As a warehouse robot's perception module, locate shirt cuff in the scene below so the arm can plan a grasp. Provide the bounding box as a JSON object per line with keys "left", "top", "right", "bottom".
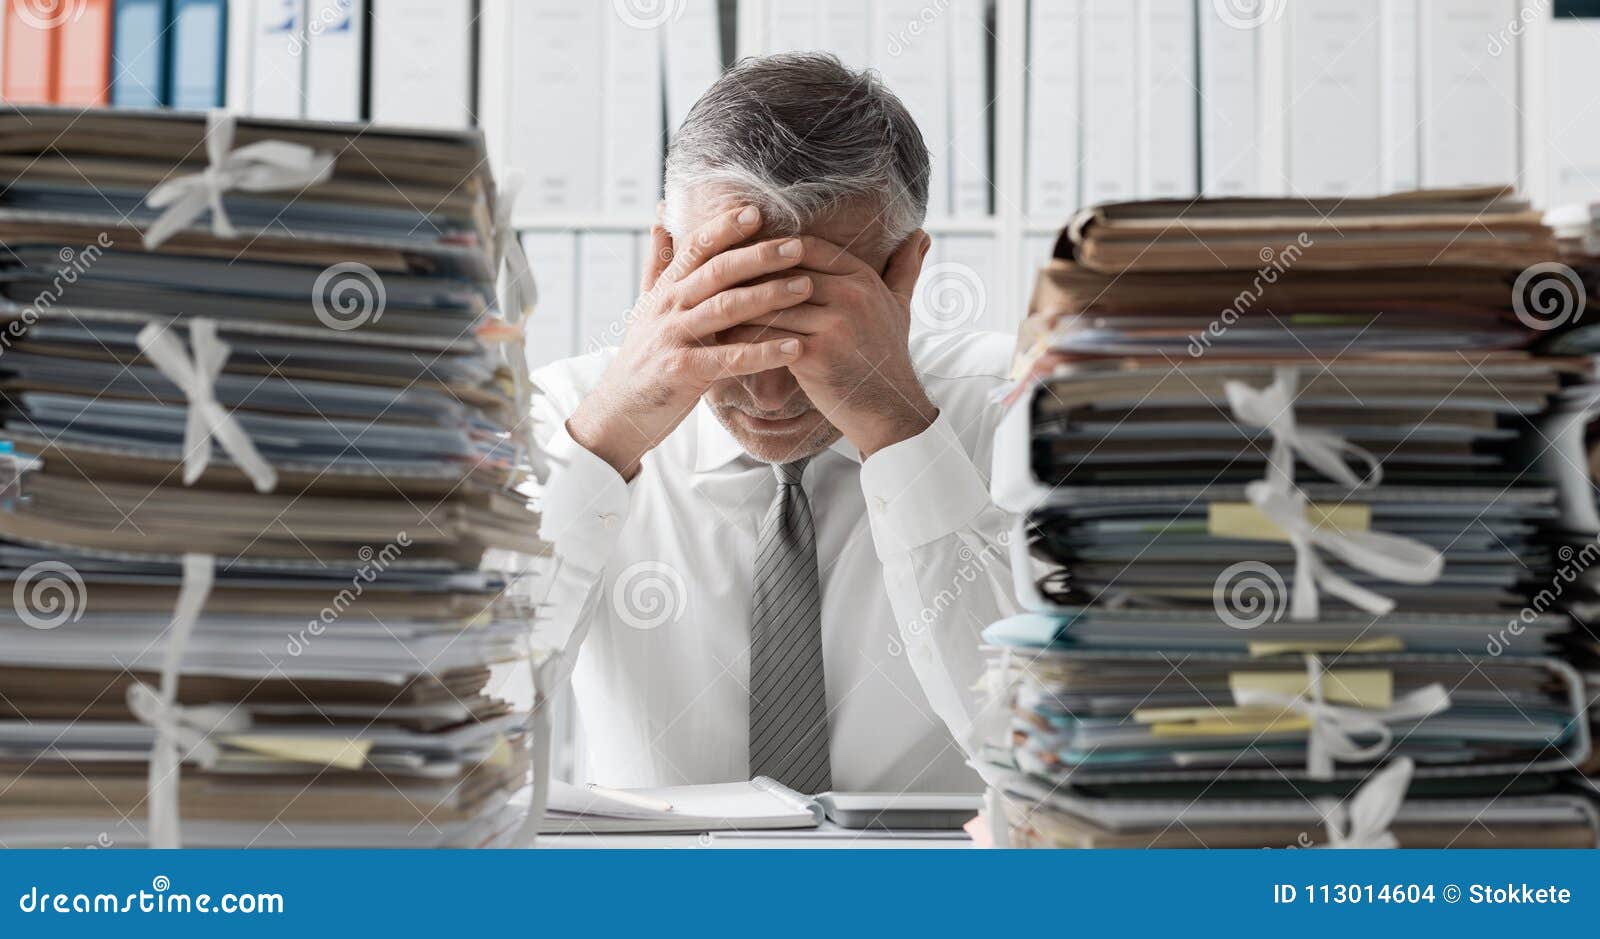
{"left": 859, "top": 411, "right": 991, "bottom": 557}
{"left": 536, "top": 420, "right": 632, "bottom": 573}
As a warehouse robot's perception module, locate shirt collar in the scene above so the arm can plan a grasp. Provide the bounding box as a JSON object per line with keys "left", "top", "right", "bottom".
{"left": 692, "top": 398, "right": 862, "bottom": 473}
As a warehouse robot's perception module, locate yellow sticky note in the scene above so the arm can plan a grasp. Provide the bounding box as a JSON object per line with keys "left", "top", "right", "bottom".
{"left": 1229, "top": 669, "right": 1393, "bottom": 710}
{"left": 1149, "top": 715, "right": 1312, "bottom": 737}
{"left": 485, "top": 735, "right": 513, "bottom": 769}
{"left": 1247, "top": 637, "right": 1405, "bottom": 657}
{"left": 1135, "top": 704, "right": 1286, "bottom": 724}
{"left": 1208, "top": 502, "right": 1371, "bottom": 543}
{"left": 225, "top": 736, "right": 372, "bottom": 771}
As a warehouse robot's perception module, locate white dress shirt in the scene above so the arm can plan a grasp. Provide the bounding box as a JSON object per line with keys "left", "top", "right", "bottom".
{"left": 531, "top": 329, "right": 1018, "bottom": 792}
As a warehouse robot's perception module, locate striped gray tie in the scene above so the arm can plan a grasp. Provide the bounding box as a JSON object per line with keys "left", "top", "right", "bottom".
{"left": 748, "top": 458, "right": 831, "bottom": 794}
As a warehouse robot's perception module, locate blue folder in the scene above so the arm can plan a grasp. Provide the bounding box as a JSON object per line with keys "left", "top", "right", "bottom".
{"left": 167, "top": 0, "right": 227, "bottom": 109}
{"left": 111, "top": 0, "right": 171, "bottom": 108}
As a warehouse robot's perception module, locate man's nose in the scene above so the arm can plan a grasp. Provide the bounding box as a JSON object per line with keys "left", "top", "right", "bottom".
{"left": 743, "top": 367, "right": 803, "bottom": 412}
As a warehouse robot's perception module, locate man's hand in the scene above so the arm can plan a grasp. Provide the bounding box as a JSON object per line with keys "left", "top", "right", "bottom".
{"left": 726, "top": 232, "right": 938, "bottom": 459}
{"left": 566, "top": 205, "right": 813, "bottom": 480}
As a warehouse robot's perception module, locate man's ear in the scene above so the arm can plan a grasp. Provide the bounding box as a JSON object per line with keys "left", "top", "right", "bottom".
{"left": 882, "top": 230, "right": 931, "bottom": 301}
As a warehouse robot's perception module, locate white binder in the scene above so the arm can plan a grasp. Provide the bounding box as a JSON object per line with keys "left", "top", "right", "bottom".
{"left": 1285, "top": 0, "right": 1382, "bottom": 196}
{"left": 510, "top": 0, "right": 603, "bottom": 216}
{"left": 1025, "top": 0, "right": 1080, "bottom": 220}
{"left": 521, "top": 232, "right": 579, "bottom": 370}
{"left": 370, "top": 0, "right": 474, "bottom": 129}
{"left": 663, "top": 0, "right": 722, "bottom": 136}
{"left": 249, "top": 0, "right": 306, "bottom": 118}
{"left": 304, "top": 0, "right": 364, "bottom": 122}
{"left": 950, "top": 0, "right": 991, "bottom": 217}
{"left": 603, "top": 7, "right": 665, "bottom": 216}
{"left": 1419, "top": 0, "right": 1520, "bottom": 188}
{"left": 1081, "top": 0, "right": 1138, "bottom": 204}
{"left": 1198, "top": 1, "right": 1260, "bottom": 195}
{"left": 1380, "top": 0, "right": 1421, "bottom": 192}
{"left": 1137, "top": 0, "right": 1197, "bottom": 200}
{"left": 577, "top": 233, "right": 639, "bottom": 356}
{"left": 874, "top": 0, "right": 952, "bottom": 218}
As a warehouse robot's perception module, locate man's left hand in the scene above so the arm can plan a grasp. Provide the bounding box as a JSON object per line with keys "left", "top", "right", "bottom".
{"left": 729, "top": 232, "right": 938, "bottom": 459}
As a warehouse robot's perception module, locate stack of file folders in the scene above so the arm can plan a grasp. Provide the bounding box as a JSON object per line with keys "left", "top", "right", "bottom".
{"left": 1534, "top": 205, "right": 1600, "bottom": 800}
{"left": 0, "top": 107, "right": 547, "bottom": 848}
{"left": 982, "top": 188, "right": 1598, "bottom": 849}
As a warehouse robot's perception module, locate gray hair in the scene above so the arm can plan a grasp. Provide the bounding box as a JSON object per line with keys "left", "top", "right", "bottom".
{"left": 663, "top": 53, "right": 930, "bottom": 256}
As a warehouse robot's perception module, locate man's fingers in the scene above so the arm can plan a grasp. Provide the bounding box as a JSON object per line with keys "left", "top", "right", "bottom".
{"left": 674, "top": 237, "right": 805, "bottom": 309}
{"left": 791, "top": 236, "right": 874, "bottom": 276}
{"left": 641, "top": 222, "right": 673, "bottom": 293}
{"left": 679, "top": 276, "right": 813, "bottom": 337}
{"left": 734, "top": 305, "right": 831, "bottom": 336}
{"left": 660, "top": 204, "right": 765, "bottom": 285}
{"left": 684, "top": 338, "right": 801, "bottom": 380}
{"left": 883, "top": 230, "right": 929, "bottom": 300}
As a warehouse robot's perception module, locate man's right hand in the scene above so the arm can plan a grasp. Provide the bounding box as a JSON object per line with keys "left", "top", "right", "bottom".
{"left": 565, "top": 205, "right": 812, "bottom": 481}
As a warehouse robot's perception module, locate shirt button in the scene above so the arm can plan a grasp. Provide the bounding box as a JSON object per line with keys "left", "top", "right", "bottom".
{"left": 874, "top": 497, "right": 888, "bottom": 513}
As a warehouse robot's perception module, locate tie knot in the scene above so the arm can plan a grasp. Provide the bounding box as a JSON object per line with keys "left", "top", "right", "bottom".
{"left": 773, "top": 459, "right": 809, "bottom": 486}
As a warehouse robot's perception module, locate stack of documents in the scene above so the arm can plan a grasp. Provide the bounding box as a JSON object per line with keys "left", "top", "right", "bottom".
{"left": 0, "top": 107, "right": 544, "bottom": 848}
{"left": 981, "top": 189, "right": 1596, "bottom": 848}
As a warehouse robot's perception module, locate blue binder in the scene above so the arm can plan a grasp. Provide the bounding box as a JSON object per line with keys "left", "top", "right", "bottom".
{"left": 111, "top": 0, "right": 171, "bottom": 108}
{"left": 168, "top": 0, "right": 227, "bottom": 109}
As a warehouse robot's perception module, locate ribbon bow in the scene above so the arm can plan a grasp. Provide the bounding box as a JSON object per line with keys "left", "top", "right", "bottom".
{"left": 1320, "top": 757, "right": 1415, "bottom": 849}
{"left": 126, "top": 554, "right": 251, "bottom": 849}
{"left": 137, "top": 318, "right": 277, "bottom": 493}
{"left": 1245, "top": 480, "right": 1444, "bottom": 619}
{"left": 1225, "top": 367, "right": 1443, "bottom": 619}
{"left": 142, "top": 110, "right": 336, "bottom": 250}
{"left": 1225, "top": 366, "right": 1381, "bottom": 491}
{"left": 1232, "top": 654, "right": 1451, "bottom": 780}
{"left": 493, "top": 172, "right": 538, "bottom": 324}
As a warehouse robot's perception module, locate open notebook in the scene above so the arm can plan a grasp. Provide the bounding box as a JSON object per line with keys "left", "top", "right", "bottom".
{"left": 541, "top": 780, "right": 983, "bottom": 834}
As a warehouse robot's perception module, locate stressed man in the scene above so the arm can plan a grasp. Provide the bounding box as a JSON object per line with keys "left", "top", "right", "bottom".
{"left": 533, "top": 54, "right": 1017, "bottom": 793}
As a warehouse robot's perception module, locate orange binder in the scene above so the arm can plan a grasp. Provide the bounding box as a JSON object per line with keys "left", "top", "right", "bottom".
{"left": 55, "top": 0, "right": 114, "bottom": 106}
{"left": 3, "top": 0, "right": 60, "bottom": 103}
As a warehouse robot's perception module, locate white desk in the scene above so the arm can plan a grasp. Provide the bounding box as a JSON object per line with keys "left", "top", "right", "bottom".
{"left": 539, "top": 822, "right": 973, "bottom": 849}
